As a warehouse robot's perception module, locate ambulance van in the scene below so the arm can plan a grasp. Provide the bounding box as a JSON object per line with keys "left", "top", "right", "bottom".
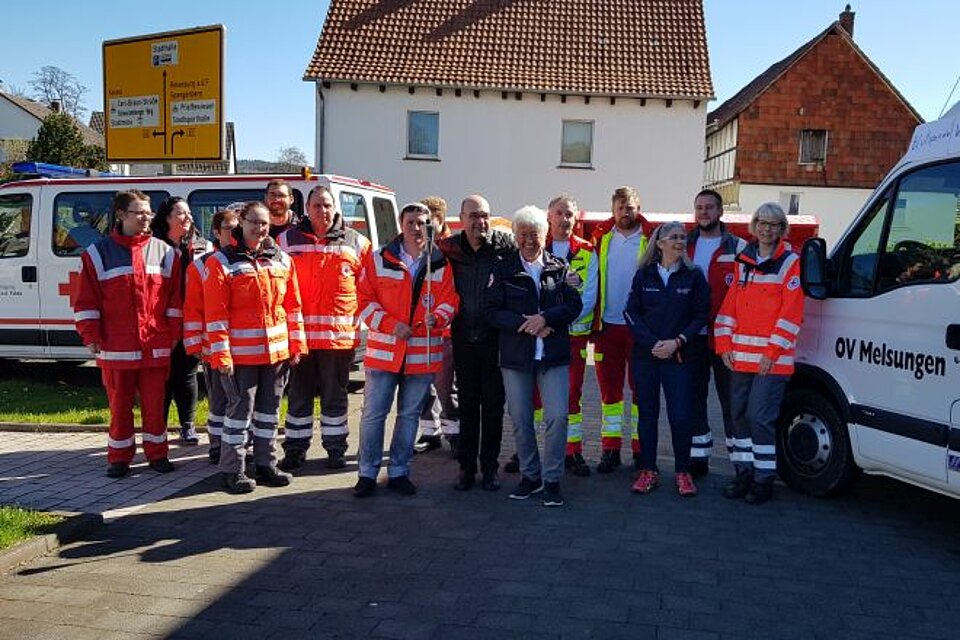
{"left": 785, "top": 102, "right": 960, "bottom": 499}
{"left": 0, "top": 171, "right": 398, "bottom": 361}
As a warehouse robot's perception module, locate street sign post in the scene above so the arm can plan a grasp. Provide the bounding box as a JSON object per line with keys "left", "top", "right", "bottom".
{"left": 103, "top": 25, "right": 224, "bottom": 163}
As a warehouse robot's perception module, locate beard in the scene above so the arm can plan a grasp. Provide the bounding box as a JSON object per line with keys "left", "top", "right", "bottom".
{"left": 698, "top": 218, "right": 720, "bottom": 232}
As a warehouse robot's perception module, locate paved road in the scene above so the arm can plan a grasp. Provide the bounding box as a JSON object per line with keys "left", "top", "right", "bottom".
{"left": 0, "top": 367, "right": 958, "bottom": 639}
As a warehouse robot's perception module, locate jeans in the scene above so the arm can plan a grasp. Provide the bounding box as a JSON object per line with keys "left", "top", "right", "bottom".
{"left": 358, "top": 369, "right": 434, "bottom": 479}
{"left": 632, "top": 357, "right": 694, "bottom": 473}
{"left": 502, "top": 364, "right": 569, "bottom": 484}
{"left": 728, "top": 371, "right": 789, "bottom": 482}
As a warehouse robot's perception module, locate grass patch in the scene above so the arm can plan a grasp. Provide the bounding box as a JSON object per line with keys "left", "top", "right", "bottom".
{"left": 0, "top": 377, "right": 304, "bottom": 426}
{"left": 0, "top": 505, "right": 65, "bottom": 551}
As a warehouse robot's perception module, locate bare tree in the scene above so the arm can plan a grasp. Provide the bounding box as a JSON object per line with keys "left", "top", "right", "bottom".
{"left": 277, "top": 146, "right": 308, "bottom": 166}
{"left": 30, "top": 66, "right": 88, "bottom": 119}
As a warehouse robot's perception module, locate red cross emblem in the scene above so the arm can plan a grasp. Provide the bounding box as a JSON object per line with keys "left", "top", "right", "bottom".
{"left": 58, "top": 271, "right": 81, "bottom": 307}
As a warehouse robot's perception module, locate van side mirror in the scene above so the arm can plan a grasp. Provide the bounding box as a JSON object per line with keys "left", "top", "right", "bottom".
{"left": 801, "top": 238, "right": 829, "bottom": 300}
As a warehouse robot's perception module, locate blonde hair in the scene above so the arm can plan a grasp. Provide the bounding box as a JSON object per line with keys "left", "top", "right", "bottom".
{"left": 750, "top": 202, "right": 789, "bottom": 236}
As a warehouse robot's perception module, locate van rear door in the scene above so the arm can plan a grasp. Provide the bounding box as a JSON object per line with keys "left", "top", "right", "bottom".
{"left": 0, "top": 190, "right": 43, "bottom": 357}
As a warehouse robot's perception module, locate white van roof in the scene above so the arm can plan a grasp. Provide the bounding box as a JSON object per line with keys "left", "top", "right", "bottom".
{"left": 902, "top": 100, "right": 960, "bottom": 166}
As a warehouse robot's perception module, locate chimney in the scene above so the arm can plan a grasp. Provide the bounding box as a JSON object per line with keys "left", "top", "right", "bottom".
{"left": 839, "top": 4, "right": 855, "bottom": 38}
{"left": 50, "top": 100, "right": 61, "bottom": 113}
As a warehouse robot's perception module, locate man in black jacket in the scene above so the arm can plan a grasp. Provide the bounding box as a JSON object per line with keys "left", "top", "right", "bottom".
{"left": 439, "top": 194, "right": 515, "bottom": 492}
{"left": 485, "top": 206, "right": 582, "bottom": 507}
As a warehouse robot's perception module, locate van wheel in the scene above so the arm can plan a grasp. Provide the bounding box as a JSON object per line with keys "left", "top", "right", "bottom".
{"left": 777, "top": 389, "right": 860, "bottom": 497}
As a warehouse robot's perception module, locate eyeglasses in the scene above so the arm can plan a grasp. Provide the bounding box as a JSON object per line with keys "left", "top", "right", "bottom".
{"left": 663, "top": 234, "right": 687, "bottom": 242}
{"left": 242, "top": 218, "right": 269, "bottom": 227}
{"left": 755, "top": 220, "right": 782, "bottom": 230}
{"left": 125, "top": 209, "right": 153, "bottom": 217}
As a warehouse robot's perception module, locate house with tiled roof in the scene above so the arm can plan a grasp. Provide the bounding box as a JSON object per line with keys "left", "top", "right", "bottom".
{"left": 304, "top": 0, "right": 714, "bottom": 213}
{"left": 0, "top": 91, "right": 104, "bottom": 163}
{"left": 703, "top": 6, "right": 922, "bottom": 246}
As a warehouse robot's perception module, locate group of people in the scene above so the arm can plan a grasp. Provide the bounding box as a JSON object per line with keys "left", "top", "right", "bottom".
{"left": 73, "top": 180, "right": 803, "bottom": 507}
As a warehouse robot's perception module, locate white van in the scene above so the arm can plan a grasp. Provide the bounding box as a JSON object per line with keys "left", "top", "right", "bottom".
{"left": 0, "top": 171, "right": 398, "bottom": 361}
{"left": 783, "top": 102, "right": 960, "bottom": 499}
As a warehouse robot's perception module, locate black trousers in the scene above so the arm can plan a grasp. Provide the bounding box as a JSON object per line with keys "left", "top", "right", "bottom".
{"left": 453, "top": 338, "right": 504, "bottom": 475}
{"left": 164, "top": 341, "right": 200, "bottom": 427}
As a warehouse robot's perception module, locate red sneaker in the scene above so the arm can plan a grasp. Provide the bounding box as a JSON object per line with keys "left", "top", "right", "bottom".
{"left": 631, "top": 469, "right": 660, "bottom": 494}
{"left": 676, "top": 472, "right": 697, "bottom": 497}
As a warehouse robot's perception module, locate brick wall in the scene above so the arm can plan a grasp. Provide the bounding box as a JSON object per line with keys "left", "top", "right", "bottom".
{"left": 735, "top": 31, "right": 919, "bottom": 188}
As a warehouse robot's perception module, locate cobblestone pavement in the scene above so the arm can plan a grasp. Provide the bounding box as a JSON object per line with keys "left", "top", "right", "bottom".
{"left": 0, "top": 368, "right": 958, "bottom": 639}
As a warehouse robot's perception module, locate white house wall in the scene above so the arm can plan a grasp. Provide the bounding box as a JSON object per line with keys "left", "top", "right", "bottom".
{"left": 0, "top": 99, "right": 42, "bottom": 140}
{"left": 739, "top": 183, "right": 872, "bottom": 249}
{"left": 317, "top": 83, "right": 706, "bottom": 217}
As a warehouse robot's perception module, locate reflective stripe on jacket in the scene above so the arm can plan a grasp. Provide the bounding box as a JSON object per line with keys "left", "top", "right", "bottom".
{"left": 183, "top": 251, "right": 214, "bottom": 359}
{"left": 278, "top": 216, "right": 371, "bottom": 350}
{"left": 547, "top": 234, "right": 598, "bottom": 336}
{"left": 358, "top": 236, "right": 459, "bottom": 374}
{"left": 74, "top": 231, "right": 182, "bottom": 370}
{"left": 203, "top": 241, "right": 307, "bottom": 368}
{"left": 714, "top": 240, "right": 804, "bottom": 375}
{"left": 686, "top": 225, "right": 747, "bottom": 345}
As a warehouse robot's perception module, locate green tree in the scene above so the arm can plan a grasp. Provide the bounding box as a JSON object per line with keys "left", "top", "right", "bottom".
{"left": 26, "top": 112, "right": 94, "bottom": 168}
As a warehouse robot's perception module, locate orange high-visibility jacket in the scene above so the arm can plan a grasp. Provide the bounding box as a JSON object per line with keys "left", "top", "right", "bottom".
{"left": 714, "top": 239, "right": 804, "bottom": 375}
{"left": 203, "top": 240, "right": 307, "bottom": 369}
{"left": 358, "top": 236, "right": 459, "bottom": 374}
{"left": 73, "top": 230, "right": 182, "bottom": 370}
{"left": 182, "top": 251, "right": 215, "bottom": 360}
{"left": 277, "top": 216, "right": 371, "bottom": 350}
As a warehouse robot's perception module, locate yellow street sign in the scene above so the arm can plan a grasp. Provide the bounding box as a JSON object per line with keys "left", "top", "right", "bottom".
{"left": 103, "top": 25, "right": 224, "bottom": 163}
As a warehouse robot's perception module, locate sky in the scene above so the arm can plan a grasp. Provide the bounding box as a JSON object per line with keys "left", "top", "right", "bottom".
{"left": 2, "top": 1, "right": 957, "bottom": 165}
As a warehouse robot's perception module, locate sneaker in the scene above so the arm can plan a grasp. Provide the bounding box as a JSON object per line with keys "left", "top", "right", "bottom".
{"left": 223, "top": 472, "right": 256, "bottom": 494}
{"left": 387, "top": 475, "right": 417, "bottom": 496}
{"left": 208, "top": 446, "right": 220, "bottom": 465}
{"left": 676, "top": 472, "right": 697, "bottom": 497}
{"left": 744, "top": 481, "right": 774, "bottom": 505}
{"left": 414, "top": 435, "right": 442, "bottom": 454}
{"left": 106, "top": 462, "right": 130, "bottom": 478}
{"left": 454, "top": 470, "right": 475, "bottom": 491}
{"left": 481, "top": 470, "right": 501, "bottom": 492}
{"left": 255, "top": 465, "right": 292, "bottom": 487}
{"left": 596, "top": 449, "right": 621, "bottom": 474}
{"left": 326, "top": 451, "right": 346, "bottom": 470}
{"left": 631, "top": 469, "right": 660, "bottom": 494}
{"left": 504, "top": 453, "right": 520, "bottom": 474}
{"left": 723, "top": 473, "right": 753, "bottom": 499}
{"left": 354, "top": 476, "right": 376, "bottom": 498}
{"left": 180, "top": 424, "right": 200, "bottom": 445}
{"left": 541, "top": 482, "right": 565, "bottom": 507}
{"left": 689, "top": 459, "right": 710, "bottom": 479}
{"left": 149, "top": 458, "right": 175, "bottom": 473}
{"left": 508, "top": 476, "right": 544, "bottom": 500}
{"left": 565, "top": 453, "right": 591, "bottom": 477}
{"left": 278, "top": 449, "right": 306, "bottom": 471}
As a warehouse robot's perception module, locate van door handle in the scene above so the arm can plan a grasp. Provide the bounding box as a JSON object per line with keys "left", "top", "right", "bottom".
{"left": 946, "top": 325, "right": 960, "bottom": 350}
{"left": 21, "top": 266, "right": 37, "bottom": 283}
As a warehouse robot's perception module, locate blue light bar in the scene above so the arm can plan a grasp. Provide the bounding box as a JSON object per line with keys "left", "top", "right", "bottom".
{"left": 11, "top": 162, "right": 117, "bottom": 178}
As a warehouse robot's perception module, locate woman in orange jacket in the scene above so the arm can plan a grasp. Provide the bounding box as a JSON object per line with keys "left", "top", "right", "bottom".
{"left": 714, "top": 203, "right": 804, "bottom": 504}
{"left": 203, "top": 201, "right": 307, "bottom": 494}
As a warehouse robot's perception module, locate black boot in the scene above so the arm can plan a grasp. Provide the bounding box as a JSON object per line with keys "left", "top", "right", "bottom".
{"left": 565, "top": 453, "right": 591, "bottom": 477}
{"left": 689, "top": 459, "right": 710, "bottom": 478}
{"left": 223, "top": 472, "right": 256, "bottom": 494}
{"left": 744, "top": 480, "right": 774, "bottom": 505}
{"left": 596, "top": 449, "right": 621, "bottom": 474}
{"left": 256, "top": 465, "right": 292, "bottom": 487}
{"left": 504, "top": 453, "right": 520, "bottom": 473}
{"left": 414, "top": 434, "right": 442, "bottom": 453}
{"left": 723, "top": 472, "right": 753, "bottom": 499}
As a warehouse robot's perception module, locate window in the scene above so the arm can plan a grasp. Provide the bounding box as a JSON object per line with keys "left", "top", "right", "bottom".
{"left": 373, "top": 197, "right": 398, "bottom": 247}
{"left": 187, "top": 188, "right": 303, "bottom": 239}
{"left": 799, "top": 129, "right": 828, "bottom": 164}
{"left": 834, "top": 160, "right": 960, "bottom": 297}
{"left": 338, "top": 191, "right": 370, "bottom": 239}
{"left": 407, "top": 111, "right": 439, "bottom": 158}
{"left": 52, "top": 191, "right": 169, "bottom": 257}
{"left": 0, "top": 194, "right": 32, "bottom": 259}
{"left": 561, "top": 120, "right": 594, "bottom": 166}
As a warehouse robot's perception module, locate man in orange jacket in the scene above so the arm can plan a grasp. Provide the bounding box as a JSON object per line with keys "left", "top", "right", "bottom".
{"left": 73, "top": 190, "right": 182, "bottom": 478}
{"left": 277, "top": 186, "right": 371, "bottom": 471}
{"left": 354, "top": 202, "right": 459, "bottom": 498}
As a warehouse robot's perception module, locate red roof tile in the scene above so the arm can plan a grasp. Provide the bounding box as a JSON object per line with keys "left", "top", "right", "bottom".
{"left": 304, "top": 0, "right": 714, "bottom": 99}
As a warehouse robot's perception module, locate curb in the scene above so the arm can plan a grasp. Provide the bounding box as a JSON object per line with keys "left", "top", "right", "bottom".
{"left": 0, "top": 423, "right": 212, "bottom": 434}
{"left": 0, "top": 511, "right": 103, "bottom": 574}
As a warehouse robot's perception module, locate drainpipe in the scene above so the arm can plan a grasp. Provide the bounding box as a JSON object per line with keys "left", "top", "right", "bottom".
{"left": 316, "top": 81, "right": 325, "bottom": 173}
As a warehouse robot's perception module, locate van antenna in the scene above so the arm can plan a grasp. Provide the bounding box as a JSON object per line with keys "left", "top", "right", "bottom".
{"left": 938, "top": 72, "right": 960, "bottom": 119}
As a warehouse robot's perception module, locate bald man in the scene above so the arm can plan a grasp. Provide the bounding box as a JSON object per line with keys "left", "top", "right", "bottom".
{"left": 439, "top": 195, "right": 516, "bottom": 492}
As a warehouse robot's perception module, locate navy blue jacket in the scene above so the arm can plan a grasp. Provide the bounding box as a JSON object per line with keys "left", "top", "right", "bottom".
{"left": 484, "top": 250, "right": 582, "bottom": 371}
{"left": 623, "top": 261, "right": 710, "bottom": 362}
